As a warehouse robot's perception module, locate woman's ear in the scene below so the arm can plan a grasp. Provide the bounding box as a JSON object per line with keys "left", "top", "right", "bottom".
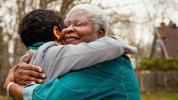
{"left": 53, "top": 26, "right": 62, "bottom": 40}
{"left": 97, "top": 28, "right": 105, "bottom": 38}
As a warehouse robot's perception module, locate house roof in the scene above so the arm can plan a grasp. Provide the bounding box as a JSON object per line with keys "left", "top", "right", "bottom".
{"left": 157, "top": 22, "right": 178, "bottom": 58}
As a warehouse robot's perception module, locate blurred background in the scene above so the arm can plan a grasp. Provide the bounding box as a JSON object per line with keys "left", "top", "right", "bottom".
{"left": 0, "top": 0, "right": 178, "bottom": 100}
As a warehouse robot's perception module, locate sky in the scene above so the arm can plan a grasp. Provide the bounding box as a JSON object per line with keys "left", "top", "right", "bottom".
{"left": 1, "top": 0, "right": 178, "bottom": 45}
{"left": 93, "top": 0, "right": 178, "bottom": 45}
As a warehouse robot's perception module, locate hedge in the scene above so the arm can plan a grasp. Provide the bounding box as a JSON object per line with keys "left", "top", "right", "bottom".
{"left": 137, "top": 57, "right": 178, "bottom": 71}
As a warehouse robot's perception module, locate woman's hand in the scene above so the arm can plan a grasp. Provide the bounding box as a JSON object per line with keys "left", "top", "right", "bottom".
{"left": 14, "top": 63, "right": 46, "bottom": 85}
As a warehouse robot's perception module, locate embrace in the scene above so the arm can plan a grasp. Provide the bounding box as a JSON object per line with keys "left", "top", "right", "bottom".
{"left": 4, "top": 4, "right": 140, "bottom": 100}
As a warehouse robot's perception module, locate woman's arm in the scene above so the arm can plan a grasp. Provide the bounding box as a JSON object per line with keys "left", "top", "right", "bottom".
{"left": 13, "top": 36, "right": 137, "bottom": 85}
{"left": 31, "top": 36, "right": 137, "bottom": 81}
{"left": 6, "top": 82, "right": 24, "bottom": 100}
{"left": 10, "top": 84, "right": 23, "bottom": 100}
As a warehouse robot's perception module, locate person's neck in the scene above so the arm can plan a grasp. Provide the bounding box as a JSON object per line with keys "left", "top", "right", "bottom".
{"left": 27, "top": 42, "right": 46, "bottom": 50}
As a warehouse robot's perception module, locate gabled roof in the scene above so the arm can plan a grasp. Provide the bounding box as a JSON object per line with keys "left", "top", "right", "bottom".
{"left": 157, "top": 22, "right": 178, "bottom": 58}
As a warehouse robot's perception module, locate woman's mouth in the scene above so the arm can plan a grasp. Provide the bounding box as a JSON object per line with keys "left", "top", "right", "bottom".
{"left": 65, "top": 37, "right": 77, "bottom": 42}
{"left": 64, "top": 36, "right": 80, "bottom": 44}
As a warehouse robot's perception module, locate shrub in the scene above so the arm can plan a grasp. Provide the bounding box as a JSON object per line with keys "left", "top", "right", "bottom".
{"left": 137, "top": 57, "right": 178, "bottom": 71}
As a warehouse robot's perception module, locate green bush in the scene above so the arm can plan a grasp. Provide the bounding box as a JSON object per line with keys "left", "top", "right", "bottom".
{"left": 137, "top": 57, "right": 178, "bottom": 71}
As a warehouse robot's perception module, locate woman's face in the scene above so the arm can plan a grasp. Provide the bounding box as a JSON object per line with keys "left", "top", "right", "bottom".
{"left": 62, "top": 10, "right": 99, "bottom": 45}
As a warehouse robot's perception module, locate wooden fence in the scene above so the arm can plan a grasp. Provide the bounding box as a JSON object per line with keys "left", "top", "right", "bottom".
{"left": 136, "top": 70, "right": 178, "bottom": 93}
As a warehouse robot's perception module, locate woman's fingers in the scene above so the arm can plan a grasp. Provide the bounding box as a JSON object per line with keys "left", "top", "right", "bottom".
{"left": 18, "top": 63, "right": 43, "bottom": 73}
{"left": 14, "top": 63, "right": 46, "bottom": 85}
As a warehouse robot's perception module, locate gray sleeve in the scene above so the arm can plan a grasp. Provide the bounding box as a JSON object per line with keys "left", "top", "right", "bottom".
{"left": 20, "top": 50, "right": 36, "bottom": 63}
{"left": 41, "top": 36, "right": 137, "bottom": 81}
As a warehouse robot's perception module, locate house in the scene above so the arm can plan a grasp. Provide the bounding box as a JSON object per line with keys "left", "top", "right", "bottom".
{"left": 151, "top": 22, "right": 178, "bottom": 59}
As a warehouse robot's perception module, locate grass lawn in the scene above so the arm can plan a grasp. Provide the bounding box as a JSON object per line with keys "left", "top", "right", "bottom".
{"left": 142, "top": 92, "right": 178, "bottom": 100}
{"left": 1, "top": 92, "right": 178, "bottom": 100}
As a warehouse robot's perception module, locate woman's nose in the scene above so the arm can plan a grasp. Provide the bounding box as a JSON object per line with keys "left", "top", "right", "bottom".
{"left": 63, "top": 25, "right": 75, "bottom": 34}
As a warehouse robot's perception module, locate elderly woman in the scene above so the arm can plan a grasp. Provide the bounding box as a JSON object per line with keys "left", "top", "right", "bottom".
{"left": 6, "top": 4, "right": 140, "bottom": 100}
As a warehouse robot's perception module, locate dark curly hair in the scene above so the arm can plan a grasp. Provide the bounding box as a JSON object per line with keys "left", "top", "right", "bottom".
{"left": 18, "top": 9, "right": 64, "bottom": 47}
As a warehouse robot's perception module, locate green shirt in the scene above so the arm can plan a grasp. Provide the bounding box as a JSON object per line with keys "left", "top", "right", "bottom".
{"left": 26, "top": 56, "right": 140, "bottom": 100}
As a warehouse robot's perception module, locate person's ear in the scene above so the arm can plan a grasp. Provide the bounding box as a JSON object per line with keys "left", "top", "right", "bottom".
{"left": 97, "top": 28, "right": 105, "bottom": 38}
{"left": 53, "top": 26, "right": 62, "bottom": 40}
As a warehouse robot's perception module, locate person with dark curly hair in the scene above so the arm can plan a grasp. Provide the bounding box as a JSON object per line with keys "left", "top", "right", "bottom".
{"left": 18, "top": 9, "right": 64, "bottom": 49}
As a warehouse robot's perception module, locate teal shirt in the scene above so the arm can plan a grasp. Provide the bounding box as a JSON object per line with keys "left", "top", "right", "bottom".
{"left": 27, "top": 42, "right": 45, "bottom": 50}
{"left": 29, "top": 56, "right": 140, "bottom": 100}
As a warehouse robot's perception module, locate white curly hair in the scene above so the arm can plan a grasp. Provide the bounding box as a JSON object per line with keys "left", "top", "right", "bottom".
{"left": 65, "top": 4, "right": 110, "bottom": 34}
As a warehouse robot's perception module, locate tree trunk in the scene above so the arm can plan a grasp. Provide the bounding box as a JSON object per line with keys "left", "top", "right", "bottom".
{"left": 0, "top": 32, "right": 9, "bottom": 75}
{"left": 60, "top": 0, "right": 75, "bottom": 19}
{"left": 13, "top": 37, "right": 26, "bottom": 65}
{"left": 39, "top": 0, "right": 48, "bottom": 9}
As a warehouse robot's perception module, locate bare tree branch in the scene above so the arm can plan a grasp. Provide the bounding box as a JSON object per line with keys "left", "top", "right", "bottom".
{"left": 39, "top": 0, "right": 48, "bottom": 9}
{"left": 60, "top": 0, "right": 75, "bottom": 18}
